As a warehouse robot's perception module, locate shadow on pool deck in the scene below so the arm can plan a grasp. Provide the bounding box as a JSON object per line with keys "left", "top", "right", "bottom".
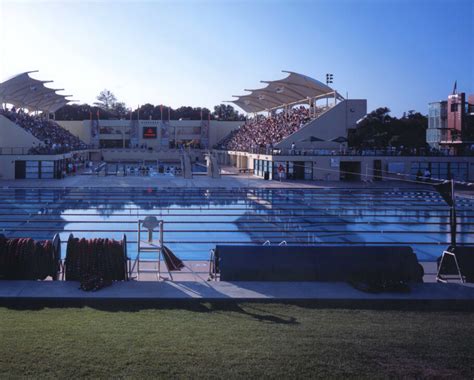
{"left": 1, "top": 276, "right": 473, "bottom": 312}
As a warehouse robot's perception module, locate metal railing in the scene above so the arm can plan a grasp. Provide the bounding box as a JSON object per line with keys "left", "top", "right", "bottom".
{"left": 214, "top": 147, "right": 474, "bottom": 157}
{"left": 1, "top": 195, "right": 473, "bottom": 284}
{"left": 0, "top": 147, "right": 92, "bottom": 155}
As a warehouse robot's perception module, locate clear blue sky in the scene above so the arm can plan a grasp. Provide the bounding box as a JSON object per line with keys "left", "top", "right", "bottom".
{"left": 0, "top": 0, "right": 472, "bottom": 116}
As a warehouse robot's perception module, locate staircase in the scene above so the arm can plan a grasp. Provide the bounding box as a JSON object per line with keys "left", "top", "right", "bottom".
{"left": 180, "top": 151, "right": 193, "bottom": 179}
{"left": 207, "top": 153, "right": 221, "bottom": 178}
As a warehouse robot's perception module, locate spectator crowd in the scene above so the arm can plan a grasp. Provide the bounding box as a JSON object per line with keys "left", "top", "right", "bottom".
{"left": 215, "top": 106, "right": 311, "bottom": 151}
{"left": 0, "top": 108, "right": 87, "bottom": 154}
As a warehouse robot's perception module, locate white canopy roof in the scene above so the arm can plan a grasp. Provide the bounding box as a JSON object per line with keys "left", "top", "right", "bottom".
{"left": 228, "top": 71, "right": 344, "bottom": 113}
{"left": 0, "top": 71, "right": 72, "bottom": 113}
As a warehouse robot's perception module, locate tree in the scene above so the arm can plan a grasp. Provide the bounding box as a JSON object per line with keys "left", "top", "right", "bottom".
{"left": 94, "top": 89, "right": 117, "bottom": 110}
{"left": 464, "top": 114, "right": 474, "bottom": 141}
{"left": 55, "top": 98, "right": 245, "bottom": 122}
{"left": 111, "top": 102, "right": 129, "bottom": 119}
{"left": 213, "top": 104, "right": 245, "bottom": 121}
{"left": 348, "top": 107, "right": 428, "bottom": 149}
{"left": 55, "top": 104, "right": 92, "bottom": 121}
{"left": 137, "top": 103, "right": 155, "bottom": 120}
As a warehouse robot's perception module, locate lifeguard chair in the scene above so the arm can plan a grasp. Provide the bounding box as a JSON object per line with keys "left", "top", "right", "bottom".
{"left": 130, "top": 216, "right": 171, "bottom": 280}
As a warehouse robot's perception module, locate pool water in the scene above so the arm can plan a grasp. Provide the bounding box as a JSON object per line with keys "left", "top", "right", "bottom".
{"left": 0, "top": 187, "right": 473, "bottom": 261}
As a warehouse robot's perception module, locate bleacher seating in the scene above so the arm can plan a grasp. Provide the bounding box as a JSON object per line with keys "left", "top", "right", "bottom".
{"left": 0, "top": 108, "right": 87, "bottom": 154}
{"left": 214, "top": 106, "right": 311, "bottom": 151}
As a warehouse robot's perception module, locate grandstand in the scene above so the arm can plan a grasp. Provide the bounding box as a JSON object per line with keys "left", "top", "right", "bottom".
{"left": 0, "top": 72, "right": 89, "bottom": 178}
{"left": 0, "top": 108, "right": 87, "bottom": 154}
{"left": 0, "top": 71, "right": 86, "bottom": 154}
{"left": 216, "top": 71, "right": 366, "bottom": 153}
{"left": 1, "top": 70, "right": 473, "bottom": 183}
{"left": 0, "top": 71, "right": 73, "bottom": 112}
{"left": 211, "top": 72, "right": 474, "bottom": 182}
{"left": 212, "top": 71, "right": 369, "bottom": 180}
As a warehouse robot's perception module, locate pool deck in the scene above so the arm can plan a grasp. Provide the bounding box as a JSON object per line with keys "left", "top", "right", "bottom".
{"left": 1, "top": 279, "right": 473, "bottom": 310}
{"left": 1, "top": 262, "right": 473, "bottom": 309}
{"left": 0, "top": 173, "right": 454, "bottom": 190}
{"left": 1, "top": 173, "right": 473, "bottom": 200}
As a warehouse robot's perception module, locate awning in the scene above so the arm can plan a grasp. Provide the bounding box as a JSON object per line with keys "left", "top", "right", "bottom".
{"left": 0, "top": 71, "right": 72, "bottom": 112}
{"left": 227, "top": 71, "right": 344, "bottom": 113}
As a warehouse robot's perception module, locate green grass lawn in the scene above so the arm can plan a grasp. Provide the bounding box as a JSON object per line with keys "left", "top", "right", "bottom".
{"left": 0, "top": 303, "right": 473, "bottom": 379}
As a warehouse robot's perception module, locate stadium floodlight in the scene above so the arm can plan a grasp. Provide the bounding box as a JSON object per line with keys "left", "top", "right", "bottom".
{"left": 326, "top": 73, "right": 334, "bottom": 85}
{"left": 326, "top": 74, "right": 334, "bottom": 107}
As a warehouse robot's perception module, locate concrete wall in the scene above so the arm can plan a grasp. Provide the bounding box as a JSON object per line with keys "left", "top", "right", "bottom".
{"left": 276, "top": 99, "right": 367, "bottom": 149}
{"left": 218, "top": 150, "right": 474, "bottom": 182}
{"left": 0, "top": 115, "right": 41, "bottom": 149}
{"left": 0, "top": 153, "right": 63, "bottom": 180}
{"left": 0, "top": 156, "right": 16, "bottom": 179}
{"left": 56, "top": 121, "right": 91, "bottom": 144}
{"left": 209, "top": 121, "right": 242, "bottom": 147}
{"left": 101, "top": 148, "right": 202, "bottom": 163}
{"left": 55, "top": 119, "right": 242, "bottom": 149}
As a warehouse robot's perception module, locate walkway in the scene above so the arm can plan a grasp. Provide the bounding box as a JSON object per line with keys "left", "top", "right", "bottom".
{"left": 1, "top": 280, "right": 473, "bottom": 310}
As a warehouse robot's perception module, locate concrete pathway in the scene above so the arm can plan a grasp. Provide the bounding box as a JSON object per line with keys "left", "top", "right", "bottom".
{"left": 1, "top": 280, "right": 473, "bottom": 310}
{"left": 0, "top": 175, "right": 446, "bottom": 190}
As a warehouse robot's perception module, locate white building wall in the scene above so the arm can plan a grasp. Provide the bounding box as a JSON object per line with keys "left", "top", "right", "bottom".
{"left": 0, "top": 115, "right": 42, "bottom": 149}
{"left": 276, "top": 99, "right": 367, "bottom": 149}
{"left": 209, "top": 121, "right": 243, "bottom": 147}
{"left": 56, "top": 121, "right": 91, "bottom": 144}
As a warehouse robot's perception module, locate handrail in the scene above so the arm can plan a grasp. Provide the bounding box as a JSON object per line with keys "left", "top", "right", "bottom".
{"left": 209, "top": 248, "right": 216, "bottom": 280}
{"left": 212, "top": 148, "right": 474, "bottom": 157}
{"left": 0, "top": 147, "right": 91, "bottom": 156}
{"left": 1, "top": 187, "right": 472, "bottom": 277}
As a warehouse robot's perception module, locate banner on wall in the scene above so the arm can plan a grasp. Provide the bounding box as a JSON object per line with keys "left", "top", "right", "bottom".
{"left": 90, "top": 120, "right": 99, "bottom": 147}
{"left": 200, "top": 120, "right": 209, "bottom": 148}
{"left": 143, "top": 127, "right": 157, "bottom": 139}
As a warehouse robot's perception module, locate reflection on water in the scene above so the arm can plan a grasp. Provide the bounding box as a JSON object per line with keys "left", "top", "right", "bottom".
{"left": 0, "top": 187, "right": 473, "bottom": 261}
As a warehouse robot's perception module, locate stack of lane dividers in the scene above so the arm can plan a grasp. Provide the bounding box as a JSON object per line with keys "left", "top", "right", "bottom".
{"left": 65, "top": 233, "right": 128, "bottom": 291}
{"left": 0, "top": 233, "right": 61, "bottom": 280}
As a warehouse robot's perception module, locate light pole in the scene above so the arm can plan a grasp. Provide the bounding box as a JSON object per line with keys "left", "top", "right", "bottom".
{"left": 326, "top": 73, "right": 333, "bottom": 107}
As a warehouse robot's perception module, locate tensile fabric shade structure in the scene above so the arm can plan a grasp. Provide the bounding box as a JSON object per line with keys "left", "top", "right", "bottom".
{"left": 0, "top": 71, "right": 73, "bottom": 113}
{"left": 228, "top": 71, "right": 344, "bottom": 113}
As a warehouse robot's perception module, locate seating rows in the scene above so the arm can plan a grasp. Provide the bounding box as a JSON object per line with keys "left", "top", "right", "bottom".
{"left": 215, "top": 106, "right": 311, "bottom": 152}
{"left": 1, "top": 108, "right": 87, "bottom": 154}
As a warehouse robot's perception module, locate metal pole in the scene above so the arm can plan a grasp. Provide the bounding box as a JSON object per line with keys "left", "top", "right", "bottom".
{"left": 137, "top": 221, "right": 140, "bottom": 276}
{"left": 451, "top": 179, "right": 456, "bottom": 247}
{"left": 159, "top": 220, "right": 164, "bottom": 279}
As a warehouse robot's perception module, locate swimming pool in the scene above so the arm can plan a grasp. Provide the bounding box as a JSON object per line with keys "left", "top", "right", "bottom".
{"left": 0, "top": 187, "right": 472, "bottom": 261}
